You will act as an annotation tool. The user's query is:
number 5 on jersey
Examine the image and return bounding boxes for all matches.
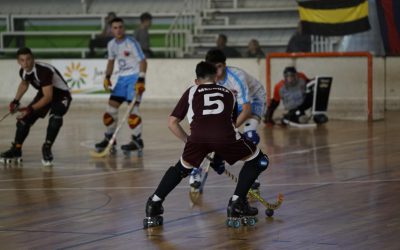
[203,93,224,115]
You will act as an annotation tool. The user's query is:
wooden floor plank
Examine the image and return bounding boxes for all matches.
[0,107,399,249]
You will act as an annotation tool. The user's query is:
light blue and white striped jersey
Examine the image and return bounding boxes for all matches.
[217,66,265,106]
[107,36,145,76]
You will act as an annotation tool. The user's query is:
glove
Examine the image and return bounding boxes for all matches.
[17,106,33,120]
[103,77,112,92]
[9,99,20,114]
[135,77,145,95]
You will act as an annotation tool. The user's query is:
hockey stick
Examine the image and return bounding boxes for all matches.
[0,112,11,123]
[224,168,283,213]
[90,95,141,158]
[199,152,215,194]
[189,152,214,205]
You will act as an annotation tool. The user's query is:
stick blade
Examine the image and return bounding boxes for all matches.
[89,145,111,158]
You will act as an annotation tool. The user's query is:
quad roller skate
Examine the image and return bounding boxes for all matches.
[42,142,53,167]
[226,197,258,228]
[189,168,202,191]
[143,196,164,229]
[95,133,116,154]
[121,135,143,157]
[0,143,23,165]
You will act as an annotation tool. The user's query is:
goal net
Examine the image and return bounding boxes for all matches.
[266,52,384,121]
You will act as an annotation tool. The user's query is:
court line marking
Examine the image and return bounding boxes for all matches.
[3,169,391,249]
[0,136,381,184]
[0,178,399,191]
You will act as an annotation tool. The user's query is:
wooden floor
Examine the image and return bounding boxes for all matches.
[0,106,399,250]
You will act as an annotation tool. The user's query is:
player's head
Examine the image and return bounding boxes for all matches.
[17,47,34,71]
[195,61,217,85]
[205,49,226,79]
[283,66,297,86]
[140,12,152,28]
[106,12,117,23]
[216,34,227,48]
[110,17,125,39]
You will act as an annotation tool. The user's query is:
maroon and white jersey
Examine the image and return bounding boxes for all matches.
[19,62,70,98]
[171,83,241,143]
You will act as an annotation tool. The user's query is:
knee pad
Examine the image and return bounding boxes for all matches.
[173,160,193,178]
[17,120,31,130]
[128,114,142,129]
[49,115,63,129]
[244,151,269,173]
[243,130,260,145]
[103,106,118,126]
[243,118,259,132]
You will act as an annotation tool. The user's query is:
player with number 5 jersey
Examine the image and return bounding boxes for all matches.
[143,61,270,229]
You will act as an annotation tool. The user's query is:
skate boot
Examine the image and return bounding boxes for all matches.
[42,142,53,167]
[226,197,258,228]
[0,143,22,165]
[95,133,116,154]
[121,135,143,157]
[143,196,164,229]
[189,168,202,191]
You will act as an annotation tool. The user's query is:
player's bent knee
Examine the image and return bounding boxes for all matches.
[103,106,118,126]
[243,130,260,145]
[128,114,142,129]
[16,120,31,130]
[244,151,269,173]
[49,115,63,129]
[174,160,193,178]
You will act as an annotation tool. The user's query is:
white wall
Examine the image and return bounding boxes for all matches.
[0,57,399,120]
[385,57,400,110]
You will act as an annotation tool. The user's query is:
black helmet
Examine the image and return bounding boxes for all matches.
[283,66,297,75]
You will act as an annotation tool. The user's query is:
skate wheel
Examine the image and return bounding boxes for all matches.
[123,150,131,157]
[233,220,241,228]
[265,209,274,217]
[247,218,256,226]
[156,216,163,226]
[137,150,143,158]
[226,219,234,227]
[143,218,148,229]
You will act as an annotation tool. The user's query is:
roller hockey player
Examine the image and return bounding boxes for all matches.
[190,49,266,193]
[95,17,147,157]
[0,47,72,166]
[264,66,330,127]
[144,62,269,229]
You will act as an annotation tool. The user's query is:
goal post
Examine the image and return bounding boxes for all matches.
[266,52,376,122]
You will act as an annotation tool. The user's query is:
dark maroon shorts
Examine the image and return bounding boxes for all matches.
[182,138,257,167]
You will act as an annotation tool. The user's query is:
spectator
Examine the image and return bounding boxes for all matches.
[134,12,153,58]
[286,22,312,53]
[246,39,265,60]
[88,12,116,57]
[215,34,241,58]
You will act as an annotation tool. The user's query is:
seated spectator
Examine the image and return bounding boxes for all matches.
[264,66,326,125]
[215,34,241,58]
[286,22,312,53]
[134,12,153,58]
[246,39,265,60]
[88,12,116,57]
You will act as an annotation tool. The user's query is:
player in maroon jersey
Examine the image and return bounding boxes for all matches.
[143,61,269,229]
[0,47,72,166]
